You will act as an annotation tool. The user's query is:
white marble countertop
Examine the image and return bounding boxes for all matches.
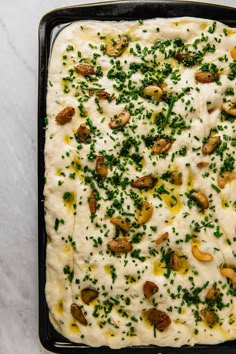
[1,0,235,353]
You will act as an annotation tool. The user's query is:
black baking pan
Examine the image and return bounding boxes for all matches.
[38,1,236,352]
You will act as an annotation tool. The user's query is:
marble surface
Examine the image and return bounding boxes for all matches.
[0,0,235,353]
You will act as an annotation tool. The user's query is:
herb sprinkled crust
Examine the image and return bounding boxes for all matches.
[44,17,236,348]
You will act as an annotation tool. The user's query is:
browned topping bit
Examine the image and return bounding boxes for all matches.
[222,100,236,116]
[202,136,221,155]
[217,171,236,189]
[192,191,209,209]
[195,71,219,83]
[110,217,130,233]
[175,52,191,63]
[143,85,163,101]
[170,171,183,185]
[88,89,95,97]
[74,63,95,76]
[147,308,171,330]
[81,288,99,305]
[55,106,75,125]
[70,303,87,326]
[89,89,114,100]
[197,161,209,168]
[192,245,213,262]
[170,253,182,271]
[131,176,157,189]
[220,267,236,284]
[155,232,169,245]
[143,281,159,299]
[152,138,172,155]
[109,109,130,129]
[76,123,91,143]
[137,201,154,225]
[96,156,108,178]
[97,90,110,100]
[88,190,97,215]
[108,238,133,253]
[201,309,217,325]
[206,287,220,301]
[105,36,128,57]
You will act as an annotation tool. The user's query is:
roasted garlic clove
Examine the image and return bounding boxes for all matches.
[192,245,213,262]
[217,171,236,189]
[88,89,95,97]
[147,308,171,330]
[197,161,209,168]
[195,71,219,83]
[192,191,209,209]
[170,172,183,185]
[76,123,91,143]
[70,303,87,326]
[201,309,217,325]
[206,287,220,301]
[137,201,154,225]
[222,100,236,116]
[170,253,182,271]
[152,138,172,155]
[96,156,108,178]
[97,90,110,100]
[143,281,159,299]
[131,176,157,189]
[202,136,221,155]
[230,46,236,60]
[109,109,130,129]
[220,267,236,285]
[108,238,133,253]
[88,190,97,215]
[81,288,99,305]
[105,36,128,57]
[110,217,130,233]
[74,63,95,76]
[55,106,75,125]
[155,232,169,245]
[143,85,163,101]
[175,52,191,63]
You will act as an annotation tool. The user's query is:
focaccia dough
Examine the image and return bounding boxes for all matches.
[45,17,236,348]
